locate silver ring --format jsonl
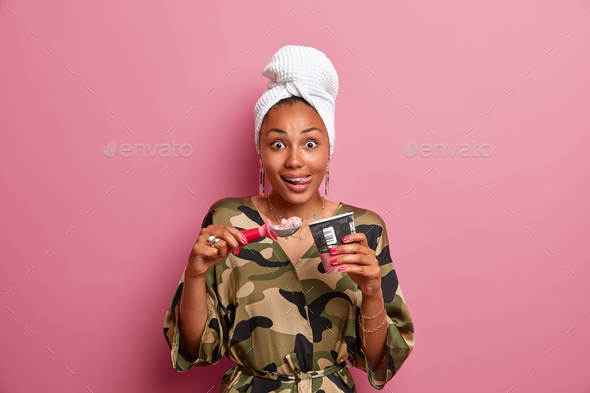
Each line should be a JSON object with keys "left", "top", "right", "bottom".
{"left": 207, "top": 235, "right": 216, "bottom": 242}
{"left": 210, "top": 238, "right": 221, "bottom": 248}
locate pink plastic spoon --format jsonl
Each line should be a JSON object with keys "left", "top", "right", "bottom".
{"left": 240, "top": 219, "right": 302, "bottom": 242}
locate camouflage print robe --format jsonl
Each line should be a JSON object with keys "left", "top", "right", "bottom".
{"left": 164, "top": 196, "right": 415, "bottom": 392}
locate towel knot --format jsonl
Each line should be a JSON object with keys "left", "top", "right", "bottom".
{"left": 230, "top": 352, "right": 347, "bottom": 393}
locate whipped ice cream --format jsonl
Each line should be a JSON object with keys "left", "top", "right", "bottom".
{"left": 278, "top": 216, "right": 302, "bottom": 229}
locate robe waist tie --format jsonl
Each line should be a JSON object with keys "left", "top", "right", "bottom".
{"left": 234, "top": 352, "right": 347, "bottom": 393}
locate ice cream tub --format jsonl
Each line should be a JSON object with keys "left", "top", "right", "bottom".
{"left": 308, "top": 211, "right": 357, "bottom": 273}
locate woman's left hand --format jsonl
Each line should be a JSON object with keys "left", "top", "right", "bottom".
{"left": 329, "top": 233, "right": 382, "bottom": 298}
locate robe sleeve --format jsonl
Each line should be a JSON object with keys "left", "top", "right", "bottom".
{"left": 163, "top": 208, "right": 231, "bottom": 372}
{"left": 351, "top": 215, "right": 415, "bottom": 389}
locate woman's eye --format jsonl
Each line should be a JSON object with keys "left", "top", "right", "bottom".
{"left": 272, "top": 141, "right": 284, "bottom": 149}
{"left": 306, "top": 140, "right": 318, "bottom": 148}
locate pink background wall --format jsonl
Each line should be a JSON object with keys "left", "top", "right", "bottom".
{"left": 1, "top": 0, "right": 589, "bottom": 392}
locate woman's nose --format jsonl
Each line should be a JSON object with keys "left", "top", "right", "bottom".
{"left": 285, "top": 148, "right": 304, "bottom": 167}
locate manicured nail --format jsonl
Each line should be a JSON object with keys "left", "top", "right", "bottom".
{"left": 330, "top": 247, "right": 338, "bottom": 254}
{"left": 242, "top": 236, "right": 248, "bottom": 244}
{"left": 236, "top": 249, "right": 240, "bottom": 255}
{"left": 342, "top": 236, "right": 349, "bottom": 242}
{"left": 339, "top": 266, "right": 346, "bottom": 271}
{"left": 331, "top": 258, "right": 338, "bottom": 264}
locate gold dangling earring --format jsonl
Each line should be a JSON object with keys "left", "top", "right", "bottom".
{"left": 259, "top": 157, "right": 266, "bottom": 196}
{"left": 324, "top": 155, "right": 330, "bottom": 196}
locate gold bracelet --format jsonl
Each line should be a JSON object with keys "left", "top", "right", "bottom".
{"left": 359, "top": 306, "right": 385, "bottom": 320}
{"left": 358, "top": 309, "right": 388, "bottom": 346}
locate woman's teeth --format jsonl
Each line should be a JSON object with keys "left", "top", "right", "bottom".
{"left": 283, "top": 176, "right": 311, "bottom": 184}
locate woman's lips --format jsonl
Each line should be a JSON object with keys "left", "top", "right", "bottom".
{"left": 281, "top": 175, "right": 313, "bottom": 185}
{"left": 281, "top": 175, "right": 312, "bottom": 191}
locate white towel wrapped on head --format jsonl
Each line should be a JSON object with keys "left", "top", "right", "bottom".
{"left": 254, "top": 45, "right": 339, "bottom": 156}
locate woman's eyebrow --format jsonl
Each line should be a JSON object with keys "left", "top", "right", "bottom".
{"left": 267, "top": 127, "right": 321, "bottom": 135}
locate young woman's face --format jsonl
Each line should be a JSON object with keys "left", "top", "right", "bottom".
{"left": 259, "top": 101, "right": 330, "bottom": 204}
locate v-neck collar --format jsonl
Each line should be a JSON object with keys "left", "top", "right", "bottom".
{"left": 245, "top": 196, "right": 344, "bottom": 266}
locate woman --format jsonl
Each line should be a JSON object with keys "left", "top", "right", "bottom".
{"left": 164, "top": 45, "right": 415, "bottom": 393}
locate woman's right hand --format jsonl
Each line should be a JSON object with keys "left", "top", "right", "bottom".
{"left": 187, "top": 225, "right": 248, "bottom": 277}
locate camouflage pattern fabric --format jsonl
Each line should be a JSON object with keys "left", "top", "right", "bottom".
{"left": 164, "top": 196, "right": 415, "bottom": 392}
